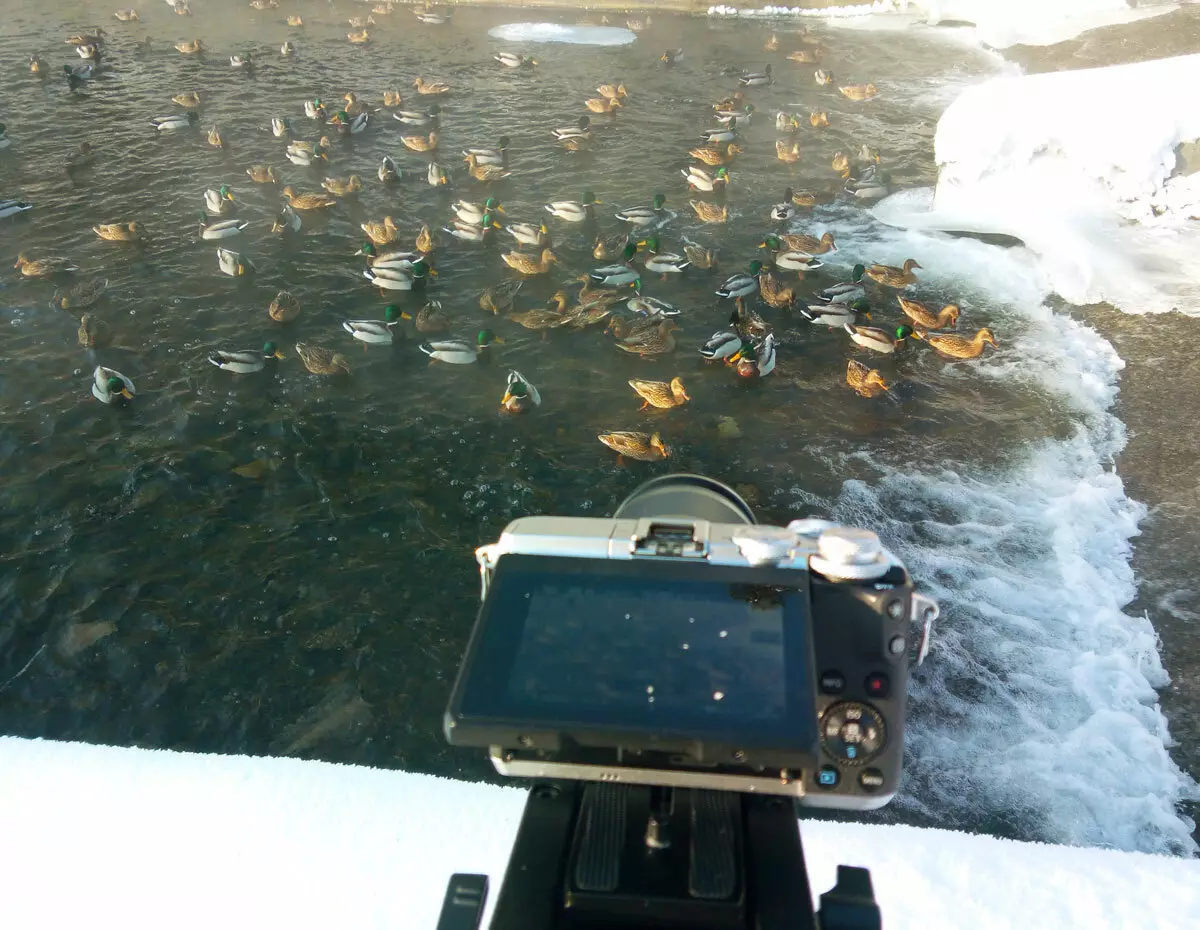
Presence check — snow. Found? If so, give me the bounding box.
[488,23,637,46]
[873,53,1200,314]
[0,737,1196,929]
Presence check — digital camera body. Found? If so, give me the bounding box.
[445,476,936,811]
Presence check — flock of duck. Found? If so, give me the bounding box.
[2,6,1001,463]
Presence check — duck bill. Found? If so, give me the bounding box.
[400,312,413,321]
[273,350,286,359]
[492,336,506,344]
[119,388,134,399]
[500,391,514,406]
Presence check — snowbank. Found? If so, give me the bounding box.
[873,53,1200,314]
[1,737,1196,929]
[488,23,637,46]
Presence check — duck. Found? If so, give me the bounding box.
[413,76,451,95]
[281,41,295,56]
[361,216,399,245]
[230,53,253,71]
[378,155,401,183]
[495,52,537,68]
[776,111,801,132]
[629,377,689,410]
[730,302,770,340]
[357,244,426,269]
[342,92,368,117]
[455,197,504,225]
[505,222,550,248]
[590,242,640,286]
[661,49,683,65]
[209,342,286,373]
[217,247,254,277]
[616,320,679,358]
[716,262,762,301]
[420,329,503,364]
[30,55,48,75]
[271,205,302,235]
[716,105,756,129]
[739,64,772,86]
[597,83,629,100]
[597,431,668,462]
[846,359,889,398]
[382,90,403,107]
[628,295,680,317]
[800,297,871,327]
[897,297,960,330]
[787,49,822,63]
[285,140,329,167]
[343,306,405,346]
[832,152,851,178]
[593,233,631,261]
[758,271,795,309]
[551,116,592,141]
[480,280,523,314]
[844,322,914,354]
[0,199,33,219]
[416,225,435,253]
[14,253,79,277]
[501,248,559,276]
[866,259,921,288]
[347,29,371,44]
[321,175,363,196]
[77,313,110,348]
[295,343,351,374]
[427,162,451,187]
[394,103,441,127]
[699,124,739,144]
[364,262,434,292]
[545,192,600,222]
[585,96,623,114]
[775,140,801,164]
[714,91,745,113]
[329,110,369,135]
[92,366,135,404]
[415,10,450,24]
[818,264,868,304]
[500,370,542,413]
[282,186,337,210]
[207,125,225,149]
[304,98,328,121]
[466,155,511,183]
[77,42,102,60]
[175,39,203,54]
[765,33,780,51]
[846,163,891,201]
[762,232,836,259]
[463,136,511,168]
[770,189,799,221]
[637,236,690,277]
[204,186,235,215]
[689,200,728,224]
[683,166,730,193]
[913,327,999,359]
[349,15,376,27]
[94,222,143,242]
[151,112,200,131]
[840,83,879,101]
[814,69,834,85]
[700,329,743,363]
[733,333,777,378]
[810,110,830,127]
[682,239,719,270]
[268,290,300,322]
[63,62,96,90]
[444,214,501,243]
[509,302,569,331]
[286,15,303,26]
[50,277,107,310]
[246,164,279,184]
[410,300,452,334]
[689,143,743,167]
[172,91,202,108]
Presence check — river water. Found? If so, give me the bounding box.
[0,0,1196,855]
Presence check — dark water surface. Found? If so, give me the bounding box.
[1,1,1195,853]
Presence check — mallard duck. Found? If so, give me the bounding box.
[597,431,668,462]
[700,329,743,362]
[382,90,403,107]
[285,140,329,167]
[770,189,799,221]
[14,253,79,277]
[545,192,599,222]
[597,83,629,100]
[243,165,276,185]
[343,305,405,346]
[730,302,770,341]
[629,377,688,411]
[420,329,502,364]
[151,112,199,131]
[591,233,628,261]
[509,304,568,331]
[661,48,683,65]
[230,53,253,71]
[30,55,48,75]
[63,62,95,90]
[401,130,438,153]
[689,143,743,167]
[637,236,690,277]
[716,262,762,300]
[590,242,640,286]
[764,232,836,259]
[840,83,879,101]
[846,164,891,201]
[913,327,998,359]
[765,33,780,51]
[282,186,337,210]
[776,111,801,132]
[733,333,777,378]
[204,186,235,215]
[776,140,801,164]
[480,280,523,314]
[466,155,511,183]
[342,93,367,118]
[814,69,834,85]
[361,217,399,245]
[405,300,447,334]
[322,175,363,196]
[810,110,830,128]
[717,105,756,130]
[378,155,401,183]
[616,320,679,358]
[682,239,719,270]
[690,200,728,224]
[268,290,300,322]
[175,39,203,54]
[502,248,558,276]
[286,14,304,26]
[846,359,889,398]
[506,222,550,248]
[295,343,351,374]
[394,103,441,127]
[628,295,680,317]
[207,125,225,149]
[714,91,745,114]
[800,297,871,327]
[209,342,286,373]
[454,197,504,225]
[114,8,140,21]
[93,222,143,242]
[349,15,376,27]
[51,277,107,311]
[845,322,914,354]
[415,10,450,24]
[416,225,434,253]
[304,98,328,121]
[329,110,368,135]
[444,214,501,243]
[271,205,302,234]
[787,49,822,63]
[501,370,542,413]
[364,262,434,292]
[832,152,851,178]
[495,52,537,68]
[347,29,371,44]
[77,313,109,347]
[371,2,392,13]
[217,247,254,276]
[897,297,960,330]
[818,264,868,304]
[758,271,794,309]
[92,366,134,404]
[463,137,511,168]
[585,96,623,114]
[358,245,429,270]
[739,64,772,87]
[413,76,450,95]
[551,115,591,141]
[0,199,33,219]
[866,259,921,288]
[427,162,451,187]
[173,91,201,108]
[683,166,730,193]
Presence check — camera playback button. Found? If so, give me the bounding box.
[817,766,840,789]
[820,670,846,695]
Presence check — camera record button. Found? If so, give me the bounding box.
[817,766,840,789]
[820,670,846,694]
[864,673,890,699]
[859,769,885,792]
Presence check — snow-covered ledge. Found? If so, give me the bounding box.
[0,737,1196,928]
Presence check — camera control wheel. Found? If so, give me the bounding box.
[819,701,886,766]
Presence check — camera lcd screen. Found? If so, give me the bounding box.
[454,556,817,750]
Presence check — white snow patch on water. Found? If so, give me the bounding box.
[488,23,637,46]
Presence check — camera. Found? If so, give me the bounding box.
[439,475,938,930]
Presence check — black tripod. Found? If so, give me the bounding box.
[436,780,881,930]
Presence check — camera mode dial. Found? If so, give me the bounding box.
[819,701,886,766]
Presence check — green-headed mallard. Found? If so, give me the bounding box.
[800,297,871,327]
[716,261,761,300]
[638,236,690,277]
[200,216,248,240]
[480,279,522,314]
[77,313,109,347]
[845,322,913,354]
[342,305,405,345]
[550,116,591,142]
[203,186,235,216]
[545,191,599,222]
[268,290,300,322]
[739,65,772,87]
[501,369,541,412]
[272,205,302,235]
[506,222,549,248]
[464,136,511,168]
[270,117,291,137]
[217,247,254,276]
[503,248,558,275]
[590,242,640,286]
[209,341,285,373]
[683,166,730,192]
[846,163,891,201]
[444,214,501,243]
[898,297,960,330]
[770,189,800,221]
[629,376,688,410]
[597,431,668,462]
[92,365,134,404]
[615,193,667,227]
[847,359,889,397]
[733,333,776,378]
[295,343,351,374]
[454,197,504,225]
[364,262,434,292]
[818,264,867,304]
[495,52,536,69]
[866,259,921,288]
[420,329,503,364]
[913,327,998,359]
[394,103,441,128]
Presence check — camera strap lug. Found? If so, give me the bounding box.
[911,592,938,665]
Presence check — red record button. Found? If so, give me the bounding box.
[865,673,890,699]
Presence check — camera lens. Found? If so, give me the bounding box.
[614,474,757,525]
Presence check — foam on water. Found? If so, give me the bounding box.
[801,205,1200,854]
[488,23,637,46]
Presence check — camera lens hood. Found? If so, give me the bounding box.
[614,474,757,525]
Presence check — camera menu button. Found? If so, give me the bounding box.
[859,769,885,792]
[819,670,846,694]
